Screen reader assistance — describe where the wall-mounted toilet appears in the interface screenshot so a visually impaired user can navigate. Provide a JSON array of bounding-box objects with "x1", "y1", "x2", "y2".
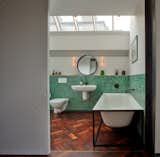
[{"x1": 50, "y1": 98, "x2": 69, "y2": 114}]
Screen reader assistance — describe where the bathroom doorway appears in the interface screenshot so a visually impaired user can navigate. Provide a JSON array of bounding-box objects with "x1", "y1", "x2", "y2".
[{"x1": 48, "y1": 0, "x2": 154, "y2": 154}]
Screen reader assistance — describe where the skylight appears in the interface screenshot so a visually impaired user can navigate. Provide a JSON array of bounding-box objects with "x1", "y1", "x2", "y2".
[
  {"x1": 95, "y1": 16, "x2": 112, "y2": 31},
  {"x1": 59, "y1": 16, "x2": 75, "y2": 31},
  {"x1": 76, "y1": 16, "x2": 94, "y2": 31},
  {"x1": 49, "y1": 16, "x2": 131, "y2": 32},
  {"x1": 113, "y1": 16, "x2": 130, "y2": 31}
]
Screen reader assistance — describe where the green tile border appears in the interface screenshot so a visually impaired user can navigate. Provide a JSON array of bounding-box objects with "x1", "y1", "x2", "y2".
[{"x1": 129, "y1": 74, "x2": 145, "y2": 108}]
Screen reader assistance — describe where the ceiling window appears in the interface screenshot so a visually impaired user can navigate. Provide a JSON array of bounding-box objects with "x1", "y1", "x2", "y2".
[
  {"x1": 76, "y1": 16, "x2": 94, "y2": 31},
  {"x1": 59, "y1": 16, "x2": 75, "y2": 31},
  {"x1": 49, "y1": 15, "x2": 130, "y2": 32},
  {"x1": 95, "y1": 16, "x2": 112, "y2": 31},
  {"x1": 49, "y1": 16, "x2": 57, "y2": 32},
  {"x1": 113, "y1": 16, "x2": 130, "y2": 31}
]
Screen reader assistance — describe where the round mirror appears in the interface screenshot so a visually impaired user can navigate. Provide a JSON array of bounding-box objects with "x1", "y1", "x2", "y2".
[{"x1": 77, "y1": 55, "x2": 98, "y2": 75}]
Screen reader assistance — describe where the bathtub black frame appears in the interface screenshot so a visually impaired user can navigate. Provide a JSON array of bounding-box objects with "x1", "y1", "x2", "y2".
[{"x1": 92, "y1": 110, "x2": 144, "y2": 148}]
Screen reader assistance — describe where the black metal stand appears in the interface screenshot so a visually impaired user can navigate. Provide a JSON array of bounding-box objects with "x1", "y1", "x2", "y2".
[
  {"x1": 92, "y1": 111, "x2": 144, "y2": 147},
  {"x1": 93, "y1": 111, "x2": 103, "y2": 146}
]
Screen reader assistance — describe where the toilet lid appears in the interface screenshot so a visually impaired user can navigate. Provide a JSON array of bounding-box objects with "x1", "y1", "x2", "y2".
[{"x1": 50, "y1": 98, "x2": 69, "y2": 104}]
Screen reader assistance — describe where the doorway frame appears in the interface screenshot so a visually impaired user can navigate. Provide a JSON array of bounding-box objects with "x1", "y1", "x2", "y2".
[
  {"x1": 48, "y1": 0, "x2": 155, "y2": 155},
  {"x1": 145, "y1": 0, "x2": 155, "y2": 155}
]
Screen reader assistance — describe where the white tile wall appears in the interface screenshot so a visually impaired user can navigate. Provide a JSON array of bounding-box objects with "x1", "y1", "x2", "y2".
[{"x1": 49, "y1": 56, "x2": 129, "y2": 76}]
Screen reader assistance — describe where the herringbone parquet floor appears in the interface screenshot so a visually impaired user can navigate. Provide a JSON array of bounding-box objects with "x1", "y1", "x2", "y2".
[
  {"x1": 50, "y1": 112, "x2": 141, "y2": 151},
  {"x1": 0, "y1": 151, "x2": 150, "y2": 157}
]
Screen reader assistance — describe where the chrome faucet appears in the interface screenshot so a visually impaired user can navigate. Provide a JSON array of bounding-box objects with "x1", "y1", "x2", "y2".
[{"x1": 80, "y1": 76, "x2": 88, "y2": 85}]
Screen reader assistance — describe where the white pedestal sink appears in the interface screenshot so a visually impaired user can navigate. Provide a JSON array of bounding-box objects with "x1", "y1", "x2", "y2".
[{"x1": 71, "y1": 85, "x2": 97, "y2": 100}]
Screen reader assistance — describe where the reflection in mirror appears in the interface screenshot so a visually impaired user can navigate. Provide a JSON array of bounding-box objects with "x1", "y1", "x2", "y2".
[{"x1": 77, "y1": 55, "x2": 98, "y2": 75}]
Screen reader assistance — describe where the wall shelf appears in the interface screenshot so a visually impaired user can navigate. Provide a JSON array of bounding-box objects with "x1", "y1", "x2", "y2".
[{"x1": 49, "y1": 50, "x2": 129, "y2": 57}]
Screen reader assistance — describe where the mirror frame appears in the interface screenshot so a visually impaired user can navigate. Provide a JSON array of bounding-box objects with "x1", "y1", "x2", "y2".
[{"x1": 77, "y1": 55, "x2": 98, "y2": 76}]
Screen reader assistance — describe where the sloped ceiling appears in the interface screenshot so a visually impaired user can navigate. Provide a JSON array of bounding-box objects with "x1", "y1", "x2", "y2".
[{"x1": 49, "y1": 0, "x2": 142, "y2": 16}]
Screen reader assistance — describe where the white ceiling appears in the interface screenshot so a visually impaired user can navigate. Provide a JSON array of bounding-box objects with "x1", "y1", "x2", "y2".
[{"x1": 49, "y1": 0, "x2": 142, "y2": 16}]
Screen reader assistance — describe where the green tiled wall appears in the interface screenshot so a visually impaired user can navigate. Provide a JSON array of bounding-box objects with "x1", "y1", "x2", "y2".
[
  {"x1": 129, "y1": 74, "x2": 145, "y2": 139},
  {"x1": 49, "y1": 74, "x2": 145, "y2": 111},
  {"x1": 50, "y1": 75, "x2": 129, "y2": 111},
  {"x1": 129, "y1": 74, "x2": 145, "y2": 107}
]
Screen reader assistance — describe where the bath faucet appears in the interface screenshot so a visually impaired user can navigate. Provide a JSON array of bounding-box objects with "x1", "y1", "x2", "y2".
[{"x1": 125, "y1": 88, "x2": 135, "y2": 93}]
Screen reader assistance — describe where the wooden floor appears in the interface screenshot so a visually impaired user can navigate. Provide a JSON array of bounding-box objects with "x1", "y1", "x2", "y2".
[
  {"x1": 0, "y1": 112, "x2": 150, "y2": 157},
  {"x1": 50, "y1": 151, "x2": 150, "y2": 157},
  {"x1": 0, "y1": 151, "x2": 150, "y2": 157},
  {"x1": 50, "y1": 112, "x2": 142, "y2": 151}
]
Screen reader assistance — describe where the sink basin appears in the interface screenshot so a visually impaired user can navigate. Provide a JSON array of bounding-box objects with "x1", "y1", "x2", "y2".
[
  {"x1": 71, "y1": 85, "x2": 97, "y2": 100},
  {"x1": 71, "y1": 85, "x2": 96, "y2": 92}
]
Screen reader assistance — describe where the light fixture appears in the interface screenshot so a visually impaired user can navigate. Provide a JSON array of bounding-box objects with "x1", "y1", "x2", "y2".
[
  {"x1": 99, "y1": 56, "x2": 105, "y2": 67},
  {"x1": 72, "y1": 56, "x2": 77, "y2": 68}
]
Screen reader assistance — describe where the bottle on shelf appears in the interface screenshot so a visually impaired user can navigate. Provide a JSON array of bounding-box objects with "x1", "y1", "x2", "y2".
[{"x1": 115, "y1": 69, "x2": 119, "y2": 76}]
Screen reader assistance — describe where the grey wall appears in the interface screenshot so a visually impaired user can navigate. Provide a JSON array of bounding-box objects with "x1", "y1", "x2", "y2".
[{"x1": 0, "y1": 0, "x2": 49, "y2": 155}]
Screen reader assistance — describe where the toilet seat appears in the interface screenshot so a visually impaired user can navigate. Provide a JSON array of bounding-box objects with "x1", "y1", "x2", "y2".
[{"x1": 50, "y1": 98, "x2": 69, "y2": 105}]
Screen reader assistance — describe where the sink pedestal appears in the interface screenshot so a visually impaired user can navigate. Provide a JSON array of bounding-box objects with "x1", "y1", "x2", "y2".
[{"x1": 82, "y1": 92, "x2": 89, "y2": 100}]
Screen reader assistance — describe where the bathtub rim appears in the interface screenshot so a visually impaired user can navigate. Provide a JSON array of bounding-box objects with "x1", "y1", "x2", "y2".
[{"x1": 93, "y1": 93, "x2": 144, "y2": 111}]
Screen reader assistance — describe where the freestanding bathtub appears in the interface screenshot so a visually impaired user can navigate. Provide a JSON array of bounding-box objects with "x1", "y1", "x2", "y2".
[{"x1": 93, "y1": 93, "x2": 143, "y2": 128}]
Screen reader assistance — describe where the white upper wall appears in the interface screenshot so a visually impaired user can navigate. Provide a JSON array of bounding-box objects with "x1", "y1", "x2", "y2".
[
  {"x1": 129, "y1": 0, "x2": 145, "y2": 75},
  {"x1": 0, "y1": 0, "x2": 49, "y2": 155},
  {"x1": 49, "y1": 32, "x2": 129, "y2": 51},
  {"x1": 49, "y1": 31, "x2": 129, "y2": 76},
  {"x1": 49, "y1": 0, "x2": 139, "y2": 15},
  {"x1": 49, "y1": 56, "x2": 129, "y2": 75}
]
